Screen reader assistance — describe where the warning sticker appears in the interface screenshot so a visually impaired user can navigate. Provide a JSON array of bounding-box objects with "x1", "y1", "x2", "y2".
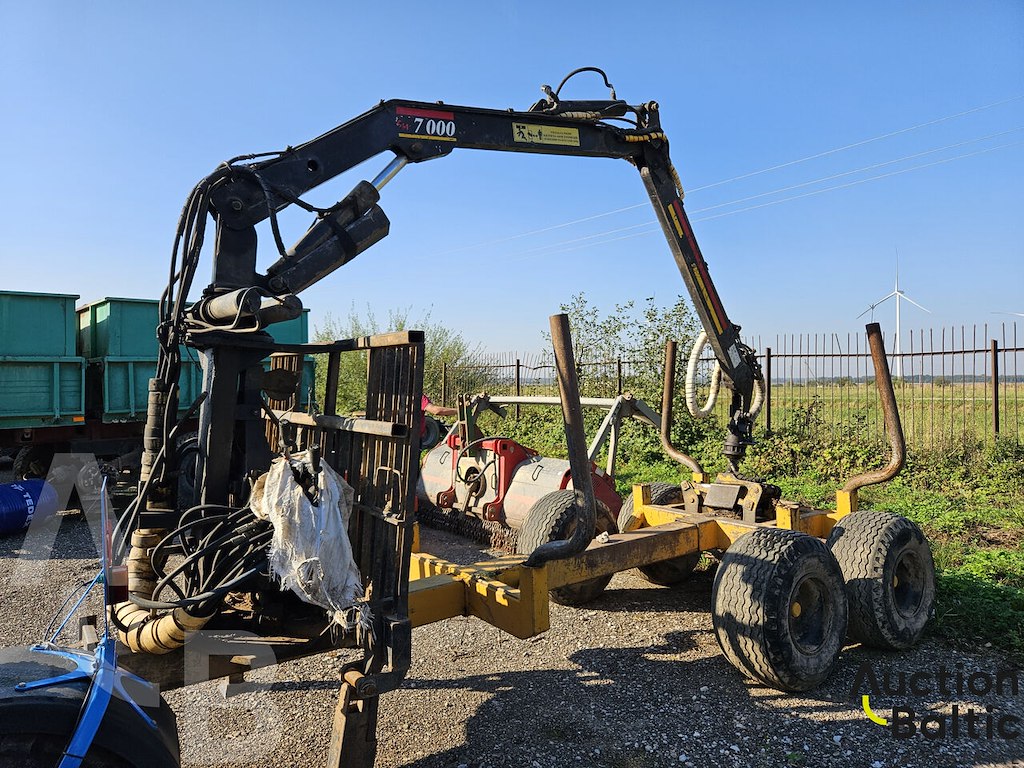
[
  {"x1": 512, "y1": 123, "x2": 580, "y2": 147},
  {"x1": 728, "y1": 344, "x2": 742, "y2": 369}
]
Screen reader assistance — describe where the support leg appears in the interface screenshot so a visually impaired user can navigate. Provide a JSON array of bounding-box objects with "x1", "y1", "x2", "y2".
[{"x1": 326, "y1": 680, "x2": 378, "y2": 768}]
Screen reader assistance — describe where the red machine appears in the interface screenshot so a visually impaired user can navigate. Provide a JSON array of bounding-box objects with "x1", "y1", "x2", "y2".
[
  {"x1": 418, "y1": 429, "x2": 622, "y2": 532},
  {"x1": 416, "y1": 392, "x2": 667, "y2": 553}
]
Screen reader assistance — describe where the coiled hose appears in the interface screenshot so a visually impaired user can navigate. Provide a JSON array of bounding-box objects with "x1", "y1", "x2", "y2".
[
  {"x1": 111, "y1": 530, "x2": 215, "y2": 654},
  {"x1": 111, "y1": 506, "x2": 272, "y2": 654},
  {"x1": 685, "y1": 331, "x2": 765, "y2": 419}
]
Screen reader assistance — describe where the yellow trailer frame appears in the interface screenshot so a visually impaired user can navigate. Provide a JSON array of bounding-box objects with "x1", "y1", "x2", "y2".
[
  {"x1": 407, "y1": 481, "x2": 863, "y2": 640},
  {"x1": 405, "y1": 316, "x2": 904, "y2": 644}
]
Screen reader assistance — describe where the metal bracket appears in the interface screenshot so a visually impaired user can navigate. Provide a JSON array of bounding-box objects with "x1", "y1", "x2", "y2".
[{"x1": 15, "y1": 639, "x2": 159, "y2": 768}]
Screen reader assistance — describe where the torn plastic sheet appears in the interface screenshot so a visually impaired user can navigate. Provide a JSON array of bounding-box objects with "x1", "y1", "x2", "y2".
[{"x1": 251, "y1": 451, "x2": 369, "y2": 634}]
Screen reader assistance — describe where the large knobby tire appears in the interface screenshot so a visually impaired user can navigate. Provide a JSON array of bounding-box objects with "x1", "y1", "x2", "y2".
[
  {"x1": 12, "y1": 446, "x2": 56, "y2": 480},
  {"x1": 0, "y1": 647, "x2": 180, "y2": 768},
  {"x1": 516, "y1": 489, "x2": 612, "y2": 606},
  {"x1": 618, "y1": 482, "x2": 700, "y2": 586},
  {"x1": 827, "y1": 510, "x2": 935, "y2": 650},
  {"x1": 712, "y1": 528, "x2": 848, "y2": 692}
]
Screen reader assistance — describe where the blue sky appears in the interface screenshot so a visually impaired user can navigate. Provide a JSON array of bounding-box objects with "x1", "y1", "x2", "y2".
[{"x1": 1, "y1": 2, "x2": 1021, "y2": 355}]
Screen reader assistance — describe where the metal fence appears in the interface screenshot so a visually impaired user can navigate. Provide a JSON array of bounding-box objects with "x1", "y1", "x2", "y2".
[{"x1": 433, "y1": 323, "x2": 1023, "y2": 449}]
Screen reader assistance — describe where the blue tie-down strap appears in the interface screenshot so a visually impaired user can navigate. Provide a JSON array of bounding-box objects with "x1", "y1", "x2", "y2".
[{"x1": 15, "y1": 638, "x2": 159, "y2": 768}]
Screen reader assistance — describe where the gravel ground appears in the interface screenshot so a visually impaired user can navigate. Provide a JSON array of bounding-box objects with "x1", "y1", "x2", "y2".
[{"x1": 1, "y1": 478, "x2": 1022, "y2": 768}]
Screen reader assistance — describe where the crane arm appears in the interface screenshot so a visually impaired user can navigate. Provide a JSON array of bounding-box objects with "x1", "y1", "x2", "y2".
[{"x1": 200, "y1": 93, "x2": 757, "y2": 413}]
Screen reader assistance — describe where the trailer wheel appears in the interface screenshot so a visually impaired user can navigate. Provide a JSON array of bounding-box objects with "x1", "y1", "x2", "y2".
[
  {"x1": 712, "y1": 528, "x2": 848, "y2": 691},
  {"x1": 0, "y1": 733, "x2": 131, "y2": 767},
  {"x1": 618, "y1": 482, "x2": 700, "y2": 586},
  {"x1": 0, "y1": 648, "x2": 180, "y2": 768},
  {"x1": 421, "y1": 416, "x2": 444, "y2": 450},
  {"x1": 516, "y1": 489, "x2": 612, "y2": 606},
  {"x1": 826, "y1": 511, "x2": 935, "y2": 650},
  {"x1": 12, "y1": 446, "x2": 56, "y2": 480},
  {"x1": 175, "y1": 433, "x2": 200, "y2": 512}
]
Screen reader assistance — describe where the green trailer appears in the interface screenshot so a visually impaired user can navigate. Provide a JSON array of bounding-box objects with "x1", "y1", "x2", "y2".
[
  {"x1": 0, "y1": 291, "x2": 86, "y2": 433},
  {"x1": 1, "y1": 291, "x2": 313, "y2": 479}
]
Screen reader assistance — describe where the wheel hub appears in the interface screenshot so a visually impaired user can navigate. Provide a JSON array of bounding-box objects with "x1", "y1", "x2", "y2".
[{"x1": 788, "y1": 575, "x2": 832, "y2": 654}]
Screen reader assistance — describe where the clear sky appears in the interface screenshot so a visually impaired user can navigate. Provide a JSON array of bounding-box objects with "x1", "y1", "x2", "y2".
[{"x1": 1, "y1": 2, "x2": 1021, "y2": 355}]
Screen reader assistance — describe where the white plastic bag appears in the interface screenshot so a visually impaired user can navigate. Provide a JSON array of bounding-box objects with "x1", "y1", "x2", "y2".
[{"x1": 251, "y1": 451, "x2": 367, "y2": 632}]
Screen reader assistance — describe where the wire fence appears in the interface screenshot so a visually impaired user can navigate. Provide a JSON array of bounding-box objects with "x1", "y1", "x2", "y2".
[{"x1": 433, "y1": 323, "x2": 1023, "y2": 450}]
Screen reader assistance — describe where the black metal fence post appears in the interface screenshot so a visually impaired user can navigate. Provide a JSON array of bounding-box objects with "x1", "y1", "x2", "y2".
[
  {"x1": 992, "y1": 339, "x2": 1000, "y2": 440},
  {"x1": 765, "y1": 346, "x2": 772, "y2": 435},
  {"x1": 515, "y1": 358, "x2": 521, "y2": 420}
]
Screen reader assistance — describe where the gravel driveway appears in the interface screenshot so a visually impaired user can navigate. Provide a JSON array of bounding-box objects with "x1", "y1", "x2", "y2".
[{"x1": 1, "y1": 496, "x2": 1022, "y2": 768}]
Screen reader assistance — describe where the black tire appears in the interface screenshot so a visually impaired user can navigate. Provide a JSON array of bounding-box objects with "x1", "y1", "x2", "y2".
[
  {"x1": 712, "y1": 528, "x2": 848, "y2": 691},
  {"x1": 0, "y1": 647, "x2": 180, "y2": 768},
  {"x1": 12, "y1": 446, "x2": 56, "y2": 480},
  {"x1": 618, "y1": 482, "x2": 700, "y2": 586},
  {"x1": 826, "y1": 511, "x2": 935, "y2": 650},
  {"x1": 12, "y1": 444, "x2": 84, "y2": 510},
  {"x1": 175, "y1": 433, "x2": 200, "y2": 513},
  {"x1": 516, "y1": 489, "x2": 612, "y2": 606},
  {"x1": 421, "y1": 416, "x2": 444, "y2": 450}
]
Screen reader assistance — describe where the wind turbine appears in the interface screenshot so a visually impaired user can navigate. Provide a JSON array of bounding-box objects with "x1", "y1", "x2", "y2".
[{"x1": 858, "y1": 251, "x2": 930, "y2": 379}]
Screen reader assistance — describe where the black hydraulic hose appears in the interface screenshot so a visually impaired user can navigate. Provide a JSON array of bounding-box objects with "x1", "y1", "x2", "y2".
[
  {"x1": 128, "y1": 564, "x2": 267, "y2": 611},
  {"x1": 151, "y1": 516, "x2": 266, "y2": 600}
]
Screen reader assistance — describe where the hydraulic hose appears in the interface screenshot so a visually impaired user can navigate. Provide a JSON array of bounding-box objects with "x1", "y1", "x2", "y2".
[
  {"x1": 685, "y1": 331, "x2": 722, "y2": 418},
  {"x1": 111, "y1": 529, "x2": 215, "y2": 654},
  {"x1": 684, "y1": 331, "x2": 764, "y2": 419}
]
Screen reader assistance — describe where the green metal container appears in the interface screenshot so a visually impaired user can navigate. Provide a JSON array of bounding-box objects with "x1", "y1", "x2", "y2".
[
  {"x1": 0, "y1": 291, "x2": 86, "y2": 429},
  {"x1": 77, "y1": 299, "x2": 312, "y2": 422},
  {"x1": 0, "y1": 290, "x2": 79, "y2": 357},
  {"x1": 267, "y1": 310, "x2": 310, "y2": 345},
  {"x1": 77, "y1": 298, "x2": 309, "y2": 356},
  {"x1": 77, "y1": 297, "x2": 160, "y2": 359},
  {"x1": 77, "y1": 298, "x2": 196, "y2": 421},
  {"x1": 87, "y1": 357, "x2": 204, "y2": 422},
  {"x1": 0, "y1": 359, "x2": 86, "y2": 430}
]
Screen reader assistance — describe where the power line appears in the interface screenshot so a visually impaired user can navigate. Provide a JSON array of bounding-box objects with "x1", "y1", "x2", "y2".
[
  {"x1": 691, "y1": 126, "x2": 1023, "y2": 215},
  {"x1": 694, "y1": 139, "x2": 1024, "y2": 222},
  {"x1": 431, "y1": 201, "x2": 650, "y2": 257},
  {"x1": 429, "y1": 94, "x2": 1023, "y2": 258},
  {"x1": 688, "y1": 94, "x2": 1024, "y2": 193},
  {"x1": 495, "y1": 220, "x2": 655, "y2": 259},
  {"x1": 499, "y1": 138, "x2": 1023, "y2": 262}
]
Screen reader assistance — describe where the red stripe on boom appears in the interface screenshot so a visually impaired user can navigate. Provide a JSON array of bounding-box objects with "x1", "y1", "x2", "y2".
[
  {"x1": 396, "y1": 106, "x2": 455, "y2": 120},
  {"x1": 672, "y1": 200, "x2": 729, "y2": 331}
]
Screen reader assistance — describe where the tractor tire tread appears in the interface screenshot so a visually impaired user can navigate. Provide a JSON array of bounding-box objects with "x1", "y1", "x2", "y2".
[
  {"x1": 827, "y1": 510, "x2": 934, "y2": 650},
  {"x1": 712, "y1": 528, "x2": 847, "y2": 692},
  {"x1": 516, "y1": 489, "x2": 611, "y2": 606}
]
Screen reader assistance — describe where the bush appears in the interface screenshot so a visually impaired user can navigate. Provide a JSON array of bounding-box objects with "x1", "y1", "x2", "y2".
[{"x1": 314, "y1": 305, "x2": 483, "y2": 413}]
